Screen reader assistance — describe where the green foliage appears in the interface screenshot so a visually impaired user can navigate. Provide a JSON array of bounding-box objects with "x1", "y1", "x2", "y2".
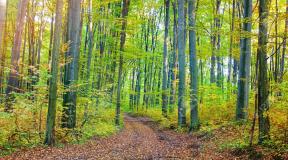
[
  {"x1": 0, "y1": 94, "x2": 120, "y2": 156},
  {"x1": 219, "y1": 139, "x2": 249, "y2": 151},
  {"x1": 126, "y1": 81, "x2": 288, "y2": 153},
  {"x1": 1, "y1": 0, "x2": 287, "y2": 158}
]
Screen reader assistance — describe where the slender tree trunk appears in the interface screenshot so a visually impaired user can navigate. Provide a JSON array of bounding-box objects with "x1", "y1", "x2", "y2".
[
  {"x1": 210, "y1": 15, "x2": 216, "y2": 84},
  {"x1": 27, "y1": 1, "x2": 36, "y2": 92},
  {"x1": 115, "y1": 0, "x2": 130, "y2": 126},
  {"x1": 233, "y1": 59, "x2": 238, "y2": 87},
  {"x1": 36, "y1": 3, "x2": 45, "y2": 82},
  {"x1": 48, "y1": 15, "x2": 54, "y2": 63},
  {"x1": 215, "y1": 0, "x2": 221, "y2": 87},
  {"x1": 0, "y1": 0, "x2": 6, "y2": 51},
  {"x1": 162, "y1": 0, "x2": 170, "y2": 117},
  {"x1": 199, "y1": 59, "x2": 203, "y2": 104},
  {"x1": 169, "y1": 1, "x2": 177, "y2": 112},
  {"x1": 135, "y1": 60, "x2": 141, "y2": 109},
  {"x1": 177, "y1": 0, "x2": 186, "y2": 127},
  {"x1": 236, "y1": 0, "x2": 252, "y2": 120},
  {"x1": 47, "y1": 15, "x2": 54, "y2": 88},
  {"x1": 0, "y1": 0, "x2": 7, "y2": 94},
  {"x1": 129, "y1": 68, "x2": 136, "y2": 110},
  {"x1": 188, "y1": 0, "x2": 199, "y2": 131},
  {"x1": 280, "y1": 0, "x2": 288, "y2": 82},
  {"x1": 45, "y1": 0, "x2": 63, "y2": 146},
  {"x1": 228, "y1": 0, "x2": 235, "y2": 83},
  {"x1": 86, "y1": 0, "x2": 93, "y2": 91},
  {"x1": 62, "y1": 0, "x2": 81, "y2": 128},
  {"x1": 257, "y1": 0, "x2": 270, "y2": 144},
  {"x1": 5, "y1": 0, "x2": 29, "y2": 112},
  {"x1": 274, "y1": 0, "x2": 279, "y2": 83},
  {"x1": 19, "y1": 23, "x2": 27, "y2": 89},
  {"x1": 143, "y1": 21, "x2": 151, "y2": 108}
]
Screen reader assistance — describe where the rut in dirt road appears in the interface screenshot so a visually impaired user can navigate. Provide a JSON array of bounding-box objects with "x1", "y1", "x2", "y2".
[{"x1": 6, "y1": 115, "x2": 203, "y2": 160}]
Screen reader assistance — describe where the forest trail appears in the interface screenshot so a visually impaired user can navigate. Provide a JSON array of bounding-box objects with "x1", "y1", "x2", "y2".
[{"x1": 4, "y1": 115, "x2": 231, "y2": 160}]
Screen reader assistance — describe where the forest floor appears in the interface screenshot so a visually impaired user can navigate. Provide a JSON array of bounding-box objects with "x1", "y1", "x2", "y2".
[{"x1": 2, "y1": 114, "x2": 286, "y2": 160}]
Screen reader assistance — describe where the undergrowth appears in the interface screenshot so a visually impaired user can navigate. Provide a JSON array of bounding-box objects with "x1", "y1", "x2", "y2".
[
  {"x1": 0, "y1": 95, "x2": 120, "y2": 157},
  {"x1": 127, "y1": 85, "x2": 288, "y2": 156}
]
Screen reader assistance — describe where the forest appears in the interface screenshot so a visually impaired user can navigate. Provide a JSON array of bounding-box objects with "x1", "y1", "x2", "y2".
[{"x1": 0, "y1": 0, "x2": 287, "y2": 159}]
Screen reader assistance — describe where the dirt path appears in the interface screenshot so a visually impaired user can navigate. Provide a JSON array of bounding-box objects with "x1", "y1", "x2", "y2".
[{"x1": 4, "y1": 115, "x2": 228, "y2": 160}]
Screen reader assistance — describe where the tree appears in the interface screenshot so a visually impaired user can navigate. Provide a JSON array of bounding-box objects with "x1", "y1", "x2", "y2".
[
  {"x1": 215, "y1": 0, "x2": 222, "y2": 88},
  {"x1": 257, "y1": 0, "x2": 270, "y2": 144},
  {"x1": 62, "y1": 0, "x2": 81, "y2": 128},
  {"x1": 280, "y1": 0, "x2": 288, "y2": 82},
  {"x1": 85, "y1": 0, "x2": 93, "y2": 90},
  {"x1": 0, "y1": 0, "x2": 6, "y2": 94},
  {"x1": 177, "y1": 0, "x2": 186, "y2": 127},
  {"x1": 116, "y1": 0, "x2": 131, "y2": 126},
  {"x1": 162, "y1": 0, "x2": 170, "y2": 117},
  {"x1": 0, "y1": 0, "x2": 6, "y2": 50},
  {"x1": 188, "y1": 0, "x2": 199, "y2": 131},
  {"x1": 5, "y1": 0, "x2": 29, "y2": 112},
  {"x1": 228, "y1": 0, "x2": 236, "y2": 84},
  {"x1": 44, "y1": 0, "x2": 63, "y2": 146},
  {"x1": 169, "y1": 1, "x2": 178, "y2": 112},
  {"x1": 236, "y1": 0, "x2": 252, "y2": 120}
]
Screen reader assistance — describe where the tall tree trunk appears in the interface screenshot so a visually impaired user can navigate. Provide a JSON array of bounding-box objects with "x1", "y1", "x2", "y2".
[
  {"x1": 0, "y1": 0, "x2": 6, "y2": 51},
  {"x1": 162, "y1": 0, "x2": 170, "y2": 117},
  {"x1": 135, "y1": 60, "x2": 141, "y2": 110},
  {"x1": 86, "y1": 0, "x2": 93, "y2": 91},
  {"x1": 62, "y1": 0, "x2": 81, "y2": 128},
  {"x1": 5, "y1": 0, "x2": 29, "y2": 112},
  {"x1": 257, "y1": 0, "x2": 270, "y2": 144},
  {"x1": 129, "y1": 68, "x2": 136, "y2": 110},
  {"x1": 228, "y1": 0, "x2": 235, "y2": 84},
  {"x1": 169, "y1": 1, "x2": 177, "y2": 112},
  {"x1": 27, "y1": 1, "x2": 36, "y2": 92},
  {"x1": 0, "y1": 0, "x2": 7, "y2": 94},
  {"x1": 280, "y1": 0, "x2": 288, "y2": 82},
  {"x1": 48, "y1": 15, "x2": 54, "y2": 63},
  {"x1": 143, "y1": 21, "x2": 150, "y2": 108},
  {"x1": 215, "y1": 0, "x2": 221, "y2": 87},
  {"x1": 199, "y1": 58, "x2": 203, "y2": 104},
  {"x1": 45, "y1": 0, "x2": 63, "y2": 145},
  {"x1": 36, "y1": 2, "x2": 45, "y2": 82},
  {"x1": 210, "y1": 22, "x2": 216, "y2": 83},
  {"x1": 177, "y1": 0, "x2": 186, "y2": 127},
  {"x1": 236, "y1": 0, "x2": 252, "y2": 120},
  {"x1": 115, "y1": 0, "x2": 130, "y2": 126},
  {"x1": 188, "y1": 0, "x2": 199, "y2": 131},
  {"x1": 47, "y1": 15, "x2": 54, "y2": 87},
  {"x1": 274, "y1": 0, "x2": 279, "y2": 83}
]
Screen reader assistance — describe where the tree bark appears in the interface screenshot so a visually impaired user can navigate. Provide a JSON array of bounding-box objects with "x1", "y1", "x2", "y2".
[
  {"x1": 257, "y1": 0, "x2": 270, "y2": 144},
  {"x1": 280, "y1": 0, "x2": 288, "y2": 82},
  {"x1": 236, "y1": 0, "x2": 252, "y2": 120},
  {"x1": 5, "y1": 0, "x2": 29, "y2": 111},
  {"x1": 62, "y1": 0, "x2": 81, "y2": 128},
  {"x1": 0, "y1": 0, "x2": 7, "y2": 94},
  {"x1": 178, "y1": 0, "x2": 186, "y2": 127},
  {"x1": 0, "y1": 0, "x2": 6, "y2": 51},
  {"x1": 228, "y1": 0, "x2": 235, "y2": 84},
  {"x1": 86, "y1": 0, "x2": 93, "y2": 91},
  {"x1": 162, "y1": 0, "x2": 170, "y2": 117},
  {"x1": 169, "y1": 1, "x2": 177, "y2": 113},
  {"x1": 188, "y1": 0, "x2": 199, "y2": 131},
  {"x1": 45, "y1": 0, "x2": 63, "y2": 145},
  {"x1": 116, "y1": 0, "x2": 130, "y2": 126}
]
